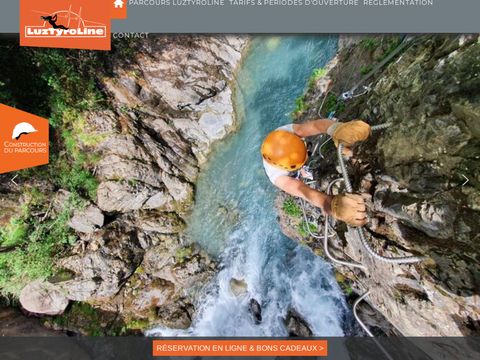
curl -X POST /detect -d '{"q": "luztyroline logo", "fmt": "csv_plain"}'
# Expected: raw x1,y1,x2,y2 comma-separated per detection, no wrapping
20,0,128,50
0,104,49,174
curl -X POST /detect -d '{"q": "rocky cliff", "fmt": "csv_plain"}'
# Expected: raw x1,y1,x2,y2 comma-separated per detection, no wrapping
278,35,480,336
0,35,246,333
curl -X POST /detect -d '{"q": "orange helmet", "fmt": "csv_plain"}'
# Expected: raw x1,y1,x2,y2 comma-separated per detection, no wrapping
261,130,307,171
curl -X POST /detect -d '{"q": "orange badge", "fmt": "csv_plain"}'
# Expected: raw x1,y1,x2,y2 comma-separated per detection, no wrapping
0,104,49,174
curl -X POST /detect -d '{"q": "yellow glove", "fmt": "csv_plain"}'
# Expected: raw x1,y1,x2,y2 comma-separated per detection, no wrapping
331,120,371,147
331,194,367,227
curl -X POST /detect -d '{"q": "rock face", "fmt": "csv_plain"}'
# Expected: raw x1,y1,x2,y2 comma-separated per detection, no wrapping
10,35,246,326
19,281,69,316
277,35,480,337
68,205,104,233
284,309,313,337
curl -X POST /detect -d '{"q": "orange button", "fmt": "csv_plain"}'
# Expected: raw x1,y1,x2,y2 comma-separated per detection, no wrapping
152,340,328,357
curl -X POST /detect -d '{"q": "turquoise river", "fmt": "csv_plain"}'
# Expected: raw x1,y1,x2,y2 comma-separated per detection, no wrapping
149,36,355,337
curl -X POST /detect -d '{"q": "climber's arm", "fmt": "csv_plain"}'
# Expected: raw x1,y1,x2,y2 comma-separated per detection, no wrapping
274,176,332,215
292,119,336,138
274,175,368,226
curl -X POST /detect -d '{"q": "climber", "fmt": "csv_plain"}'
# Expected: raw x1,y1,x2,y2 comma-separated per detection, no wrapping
261,119,371,226
41,15,69,30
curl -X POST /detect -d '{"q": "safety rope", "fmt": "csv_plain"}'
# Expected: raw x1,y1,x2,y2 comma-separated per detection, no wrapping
341,35,413,101
296,36,423,342
352,291,395,360
311,35,415,163
337,142,426,265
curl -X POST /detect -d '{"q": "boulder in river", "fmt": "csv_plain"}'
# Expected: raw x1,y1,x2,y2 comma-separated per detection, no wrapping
156,302,192,330
229,278,248,297
249,299,262,325
284,309,313,337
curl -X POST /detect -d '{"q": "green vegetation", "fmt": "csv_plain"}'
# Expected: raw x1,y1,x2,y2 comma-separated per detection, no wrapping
375,36,402,63
0,38,142,201
26,49,105,201
0,43,106,298
343,284,353,296
0,219,28,249
175,246,194,264
292,95,308,118
283,198,302,218
125,318,151,331
359,37,381,51
298,220,318,238
335,272,354,296
51,302,126,336
308,67,327,89
293,67,328,118
360,65,374,75
0,38,143,301
359,36,402,76
323,92,345,115
0,192,83,297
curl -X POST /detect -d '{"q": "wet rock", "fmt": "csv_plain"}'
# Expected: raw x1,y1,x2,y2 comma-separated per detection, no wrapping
146,118,193,161
59,252,134,298
98,134,151,162
249,299,262,325
68,205,104,233
171,118,211,164
123,277,175,317
0,307,63,336
19,281,69,316
156,302,192,329
142,243,214,301
229,278,248,297
284,309,313,337
198,112,232,141
142,245,177,276
85,110,118,134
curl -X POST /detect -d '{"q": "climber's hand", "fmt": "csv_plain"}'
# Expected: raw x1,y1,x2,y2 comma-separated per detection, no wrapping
331,194,368,227
332,120,371,147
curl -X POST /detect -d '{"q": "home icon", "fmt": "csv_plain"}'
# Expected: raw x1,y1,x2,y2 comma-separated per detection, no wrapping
114,0,124,8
